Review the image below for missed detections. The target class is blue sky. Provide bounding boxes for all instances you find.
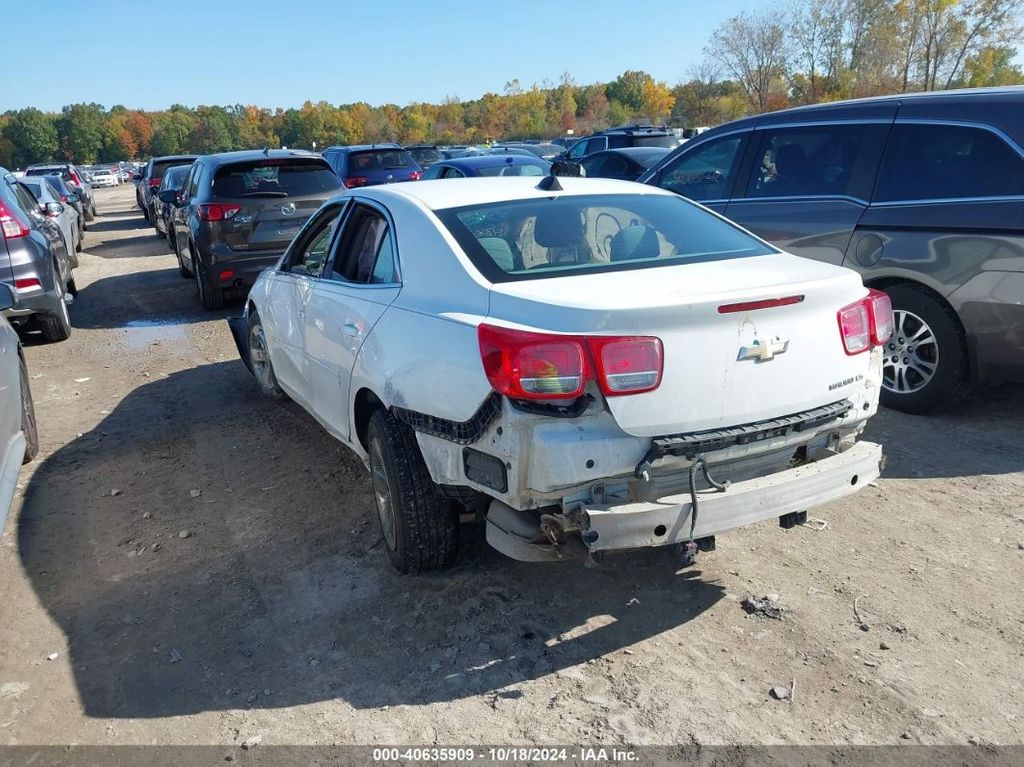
[2,0,768,112]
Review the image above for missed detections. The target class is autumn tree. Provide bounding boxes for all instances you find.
[707,9,789,111]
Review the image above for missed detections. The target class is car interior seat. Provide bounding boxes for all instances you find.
[769,143,810,195]
[610,224,660,262]
[478,237,517,271]
[532,207,592,266]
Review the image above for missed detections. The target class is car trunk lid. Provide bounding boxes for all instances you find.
[487,253,872,436]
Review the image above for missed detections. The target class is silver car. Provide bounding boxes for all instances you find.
[20,176,83,264]
[1,168,76,342]
[0,283,38,534]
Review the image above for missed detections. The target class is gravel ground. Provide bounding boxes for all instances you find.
[0,183,1022,749]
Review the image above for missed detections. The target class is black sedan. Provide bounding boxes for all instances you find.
[580,147,671,181]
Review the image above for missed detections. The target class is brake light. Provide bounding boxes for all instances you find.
[0,200,30,240]
[344,177,370,188]
[149,177,162,189]
[70,172,81,185]
[477,324,663,400]
[218,269,236,283]
[719,295,804,313]
[838,288,893,355]
[196,203,241,222]
[587,336,663,395]
[15,278,41,290]
[408,171,422,181]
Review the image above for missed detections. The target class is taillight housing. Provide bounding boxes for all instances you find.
[478,324,663,400]
[408,171,422,181]
[69,172,81,185]
[196,203,241,222]
[838,288,893,355]
[148,177,162,189]
[344,176,370,188]
[0,200,30,240]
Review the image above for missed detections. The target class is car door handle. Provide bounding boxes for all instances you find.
[343,322,360,336]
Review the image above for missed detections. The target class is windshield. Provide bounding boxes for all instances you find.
[161,166,190,190]
[437,193,774,282]
[212,159,343,198]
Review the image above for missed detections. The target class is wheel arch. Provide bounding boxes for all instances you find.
[353,387,386,452]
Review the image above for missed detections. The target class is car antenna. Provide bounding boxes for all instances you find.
[537,172,563,192]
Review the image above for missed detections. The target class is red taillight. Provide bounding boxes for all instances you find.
[70,172,81,185]
[838,288,893,355]
[218,269,236,283]
[14,278,41,290]
[0,201,30,240]
[196,203,241,222]
[60,194,68,203]
[587,336,663,395]
[477,324,663,400]
[408,171,422,181]
[344,176,370,188]
[149,177,162,189]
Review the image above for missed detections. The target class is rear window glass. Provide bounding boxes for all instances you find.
[632,135,681,149]
[212,159,343,198]
[407,147,441,165]
[152,160,194,179]
[26,167,63,177]
[475,163,548,177]
[348,150,415,171]
[438,193,773,282]
[161,166,190,189]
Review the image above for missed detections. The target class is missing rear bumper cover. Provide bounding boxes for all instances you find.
[393,392,502,445]
[635,399,853,479]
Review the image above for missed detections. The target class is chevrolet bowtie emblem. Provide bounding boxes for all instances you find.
[738,337,789,362]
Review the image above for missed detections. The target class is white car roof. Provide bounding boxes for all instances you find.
[352,176,676,212]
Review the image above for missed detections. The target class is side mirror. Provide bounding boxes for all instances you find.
[67,193,79,203]
[0,283,18,312]
[45,201,64,216]
[157,189,180,205]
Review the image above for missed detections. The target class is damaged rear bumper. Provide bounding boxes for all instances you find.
[582,440,882,552]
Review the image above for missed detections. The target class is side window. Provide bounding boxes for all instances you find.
[12,182,41,217]
[581,154,606,177]
[330,205,396,284]
[420,163,445,180]
[183,166,198,198]
[589,137,609,153]
[442,167,465,179]
[655,136,744,201]
[288,207,343,276]
[746,124,869,199]
[874,123,1024,202]
[567,140,589,160]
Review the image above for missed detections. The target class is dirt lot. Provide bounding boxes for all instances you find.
[0,183,1021,749]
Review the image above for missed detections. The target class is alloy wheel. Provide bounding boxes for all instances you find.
[882,309,939,394]
[248,325,274,391]
[369,442,398,551]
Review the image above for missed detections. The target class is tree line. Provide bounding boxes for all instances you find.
[2,0,1020,168]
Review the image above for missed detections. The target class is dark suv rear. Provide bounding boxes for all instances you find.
[561,124,682,162]
[138,155,198,223]
[164,150,343,309]
[638,86,1024,413]
[321,144,422,188]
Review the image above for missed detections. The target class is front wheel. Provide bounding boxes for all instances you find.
[19,354,38,463]
[247,310,286,401]
[879,284,969,414]
[368,410,459,574]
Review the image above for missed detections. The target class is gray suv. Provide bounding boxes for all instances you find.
[639,87,1024,414]
[1,169,77,342]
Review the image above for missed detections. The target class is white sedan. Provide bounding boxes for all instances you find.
[230,176,890,573]
[89,170,117,188]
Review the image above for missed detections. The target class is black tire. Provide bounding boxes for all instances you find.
[247,310,286,401]
[367,409,459,574]
[195,260,224,310]
[85,204,95,223]
[75,231,83,253]
[37,278,72,343]
[66,275,78,298]
[880,284,969,414]
[18,354,38,464]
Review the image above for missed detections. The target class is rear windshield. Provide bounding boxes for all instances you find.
[162,165,190,189]
[632,135,681,149]
[407,147,441,165]
[437,193,774,282]
[212,159,343,198]
[152,159,194,179]
[26,167,63,177]
[475,162,549,177]
[348,149,415,172]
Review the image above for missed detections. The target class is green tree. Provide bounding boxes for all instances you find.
[58,103,106,163]
[189,105,237,153]
[150,107,196,155]
[606,70,654,112]
[4,108,59,167]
